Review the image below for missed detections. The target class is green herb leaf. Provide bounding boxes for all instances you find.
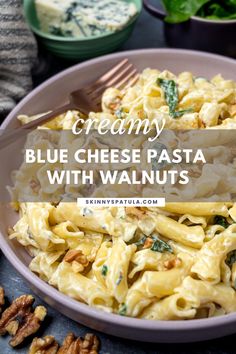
[157,78,179,114]
[157,78,192,118]
[226,251,236,267]
[151,235,173,253]
[118,303,127,316]
[197,1,236,20]
[172,108,193,118]
[101,265,108,276]
[214,215,230,228]
[162,0,210,23]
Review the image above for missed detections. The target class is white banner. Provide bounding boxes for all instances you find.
[77,198,166,207]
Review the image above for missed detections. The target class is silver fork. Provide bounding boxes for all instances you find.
[0,59,139,149]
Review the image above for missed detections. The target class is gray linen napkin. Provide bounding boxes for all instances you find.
[0,0,38,120]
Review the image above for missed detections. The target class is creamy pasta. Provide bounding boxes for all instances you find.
[9,68,236,320]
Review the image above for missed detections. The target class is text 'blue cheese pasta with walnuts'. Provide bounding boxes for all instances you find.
[9,68,236,321]
[35,0,138,37]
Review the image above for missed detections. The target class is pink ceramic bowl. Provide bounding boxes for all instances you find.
[1,49,236,343]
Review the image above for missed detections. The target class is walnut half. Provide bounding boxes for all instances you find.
[30,333,100,354]
[10,306,47,347]
[58,333,100,354]
[29,336,59,354]
[0,294,47,347]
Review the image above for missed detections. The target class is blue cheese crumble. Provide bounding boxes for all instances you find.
[35,0,137,37]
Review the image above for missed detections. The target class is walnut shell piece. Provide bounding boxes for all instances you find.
[29,335,59,354]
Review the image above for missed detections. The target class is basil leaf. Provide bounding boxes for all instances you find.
[226,251,236,267]
[151,237,173,253]
[101,265,108,276]
[118,303,127,316]
[157,78,178,114]
[214,215,230,228]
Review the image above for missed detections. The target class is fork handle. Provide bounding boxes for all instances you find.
[0,103,73,150]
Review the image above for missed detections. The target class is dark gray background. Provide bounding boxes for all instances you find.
[1,6,236,354]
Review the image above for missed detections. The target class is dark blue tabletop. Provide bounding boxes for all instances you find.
[0,7,235,354]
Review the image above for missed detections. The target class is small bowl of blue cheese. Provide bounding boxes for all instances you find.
[24,0,142,60]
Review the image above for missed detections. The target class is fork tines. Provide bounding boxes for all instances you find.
[86,59,139,105]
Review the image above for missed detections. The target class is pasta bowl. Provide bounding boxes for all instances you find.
[1,49,236,343]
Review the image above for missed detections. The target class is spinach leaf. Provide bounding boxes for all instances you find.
[162,0,210,23]
[214,215,230,228]
[226,251,236,267]
[199,1,236,19]
[157,78,178,114]
[157,78,192,118]
[151,235,173,253]
[162,0,236,23]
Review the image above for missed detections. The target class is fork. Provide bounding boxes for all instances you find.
[0,59,139,149]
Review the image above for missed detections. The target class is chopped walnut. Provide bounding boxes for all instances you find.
[29,179,41,193]
[29,336,59,354]
[0,287,4,313]
[64,250,89,268]
[0,294,47,347]
[125,207,145,219]
[164,257,182,270]
[57,333,100,354]
[137,109,146,119]
[188,168,201,178]
[143,237,154,249]
[108,102,119,111]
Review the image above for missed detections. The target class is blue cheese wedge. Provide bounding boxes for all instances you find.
[35,0,137,37]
